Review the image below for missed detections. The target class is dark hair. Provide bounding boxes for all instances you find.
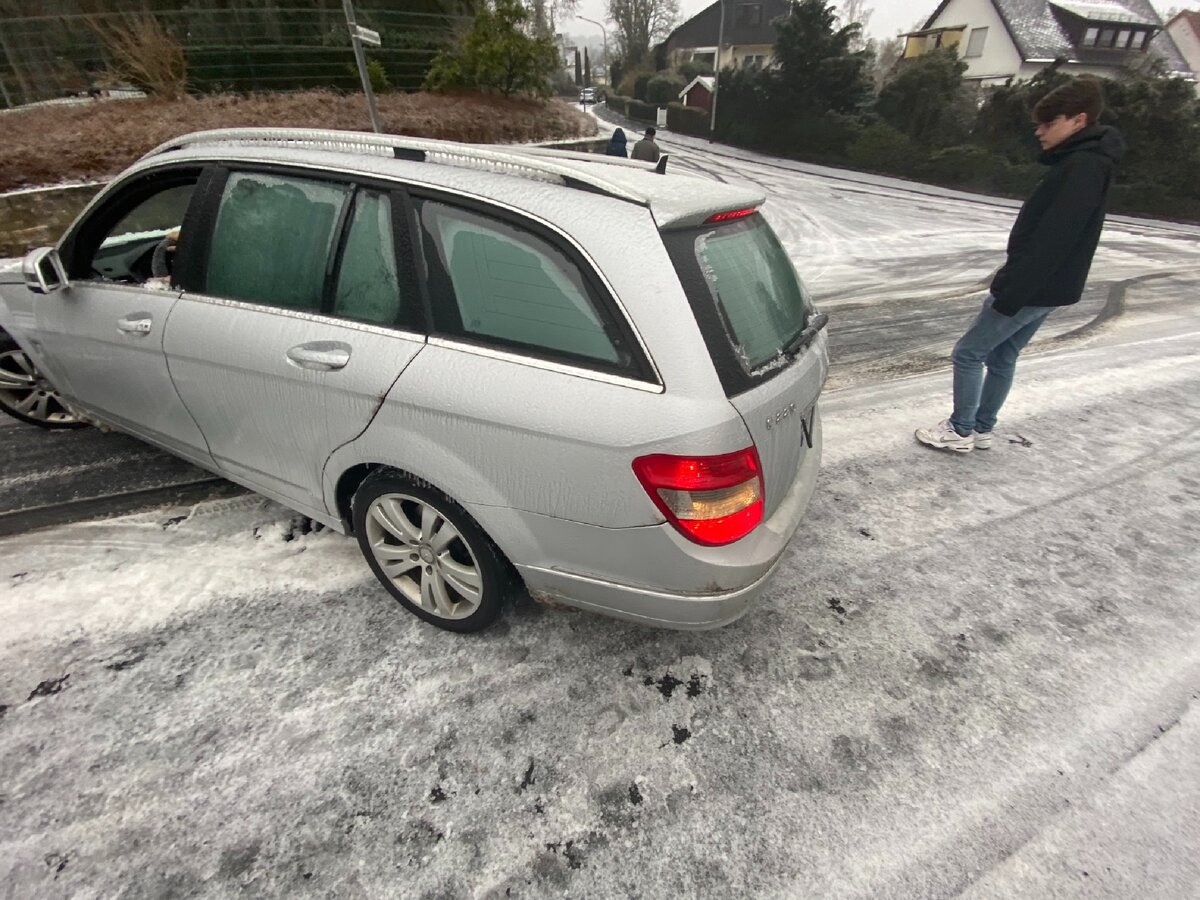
[645,127,656,137]
[1033,77,1105,125]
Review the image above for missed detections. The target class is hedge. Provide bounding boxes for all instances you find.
[667,102,708,137]
[625,98,658,122]
[605,94,630,116]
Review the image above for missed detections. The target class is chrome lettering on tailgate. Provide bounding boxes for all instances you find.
[765,402,813,449]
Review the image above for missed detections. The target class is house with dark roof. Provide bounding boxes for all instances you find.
[1166,9,1200,94]
[904,0,1194,85]
[656,0,791,72]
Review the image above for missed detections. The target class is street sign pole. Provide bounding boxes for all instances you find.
[342,0,382,133]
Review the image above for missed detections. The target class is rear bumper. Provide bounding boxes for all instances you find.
[483,407,824,629]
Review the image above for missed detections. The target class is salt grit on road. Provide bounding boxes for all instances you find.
[1,324,1198,898]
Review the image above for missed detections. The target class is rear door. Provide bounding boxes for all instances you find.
[166,168,425,512]
[662,212,828,518]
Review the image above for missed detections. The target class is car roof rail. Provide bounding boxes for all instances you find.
[141,128,653,206]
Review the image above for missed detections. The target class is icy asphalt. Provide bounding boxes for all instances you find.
[2,122,1200,898]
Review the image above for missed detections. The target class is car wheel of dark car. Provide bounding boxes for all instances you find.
[353,471,505,632]
[0,333,86,429]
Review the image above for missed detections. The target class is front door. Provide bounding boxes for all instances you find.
[35,169,213,466]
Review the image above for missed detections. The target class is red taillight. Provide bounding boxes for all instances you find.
[705,208,758,224]
[632,448,765,546]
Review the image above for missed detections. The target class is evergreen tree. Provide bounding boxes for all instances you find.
[876,46,969,146]
[425,0,559,97]
[772,0,871,115]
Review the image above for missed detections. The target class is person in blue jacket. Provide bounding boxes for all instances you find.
[605,128,628,158]
[917,77,1125,454]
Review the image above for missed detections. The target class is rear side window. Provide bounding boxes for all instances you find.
[665,213,814,394]
[334,190,402,326]
[206,172,349,311]
[416,199,626,368]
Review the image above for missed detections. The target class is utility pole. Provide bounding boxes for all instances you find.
[577,16,608,87]
[709,0,725,139]
[342,0,382,133]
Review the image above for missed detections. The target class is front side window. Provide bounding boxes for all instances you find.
[417,200,630,369]
[1082,27,1099,46]
[75,176,198,284]
[965,26,988,58]
[334,190,402,326]
[206,172,348,311]
[1099,28,1116,46]
[1116,29,1131,48]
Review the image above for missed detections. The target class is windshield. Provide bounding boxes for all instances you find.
[691,215,812,372]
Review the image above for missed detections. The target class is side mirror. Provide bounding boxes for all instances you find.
[22,247,68,295]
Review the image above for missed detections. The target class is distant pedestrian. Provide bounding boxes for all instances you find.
[605,128,628,158]
[916,77,1125,454]
[630,127,661,163]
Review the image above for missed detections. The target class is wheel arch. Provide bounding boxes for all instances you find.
[333,461,525,590]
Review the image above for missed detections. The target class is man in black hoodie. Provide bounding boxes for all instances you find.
[916,77,1126,453]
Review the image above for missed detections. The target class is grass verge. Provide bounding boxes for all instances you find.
[0,90,598,192]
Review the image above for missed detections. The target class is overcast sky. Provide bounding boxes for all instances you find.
[560,0,1200,44]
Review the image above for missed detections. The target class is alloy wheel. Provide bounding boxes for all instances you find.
[363,492,484,621]
[0,346,83,428]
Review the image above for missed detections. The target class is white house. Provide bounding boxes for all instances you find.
[1166,10,1200,95]
[905,0,1195,86]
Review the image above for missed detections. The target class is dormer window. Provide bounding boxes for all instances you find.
[1080,23,1154,50]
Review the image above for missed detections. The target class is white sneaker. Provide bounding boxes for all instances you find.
[973,430,993,450]
[915,420,974,453]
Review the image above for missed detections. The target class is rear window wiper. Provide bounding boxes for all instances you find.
[783,312,829,358]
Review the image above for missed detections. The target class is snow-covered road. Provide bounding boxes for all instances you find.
[2,123,1200,897]
[2,323,1198,898]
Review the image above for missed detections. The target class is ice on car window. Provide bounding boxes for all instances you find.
[421,202,621,365]
[206,173,348,312]
[694,216,811,372]
[334,191,402,327]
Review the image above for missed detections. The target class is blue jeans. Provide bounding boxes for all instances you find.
[949,295,1053,436]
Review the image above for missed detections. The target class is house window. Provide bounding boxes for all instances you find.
[1099,28,1116,46]
[1115,29,1131,48]
[1082,27,1099,46]
[1130,30,1147,50]
[964,27,988,58]
[742,54,765,70]
[734,3,763,27]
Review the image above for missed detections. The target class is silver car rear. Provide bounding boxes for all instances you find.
[0,129,827,632]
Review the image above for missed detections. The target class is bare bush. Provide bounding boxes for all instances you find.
[86,13,187,101]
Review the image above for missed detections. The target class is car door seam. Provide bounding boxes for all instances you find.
[161,293,219,464]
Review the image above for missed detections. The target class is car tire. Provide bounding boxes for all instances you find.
[352,471,505,633]
[0,333,86,429]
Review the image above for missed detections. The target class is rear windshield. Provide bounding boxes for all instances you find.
[664,213,814,394]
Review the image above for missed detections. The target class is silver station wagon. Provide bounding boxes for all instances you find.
[0,128,828,632]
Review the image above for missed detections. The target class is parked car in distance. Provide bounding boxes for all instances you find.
[0,128,828,633]
[580,87,596,104]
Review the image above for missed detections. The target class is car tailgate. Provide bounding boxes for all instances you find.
[727,333,828,519]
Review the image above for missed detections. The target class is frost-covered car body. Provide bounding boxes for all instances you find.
[0,129,828,631]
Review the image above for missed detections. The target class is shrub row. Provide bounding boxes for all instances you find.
[667,103,708,137]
